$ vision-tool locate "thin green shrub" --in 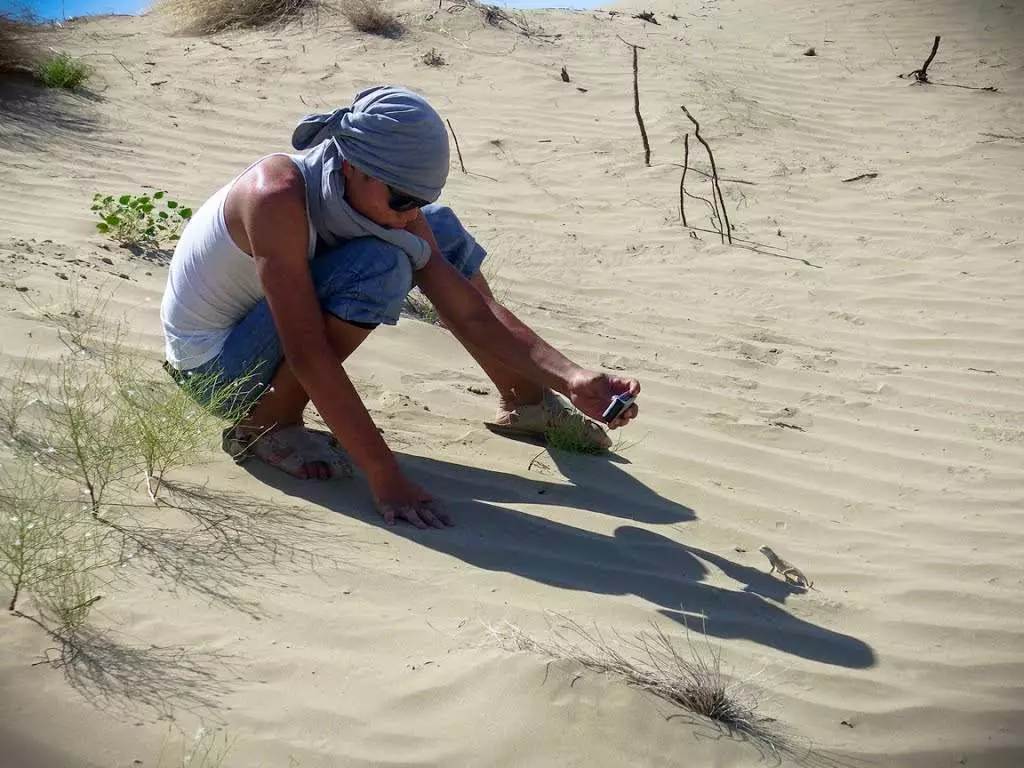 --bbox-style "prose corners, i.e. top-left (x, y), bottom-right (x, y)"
top-left (110, 362), bottom-right (254, 502)
top-left (39, 360), bottom-right (134, 517)
top-left (0, 355), bottom-right (42, 438)
top-left (0, 462), bottom-right (106, 631)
